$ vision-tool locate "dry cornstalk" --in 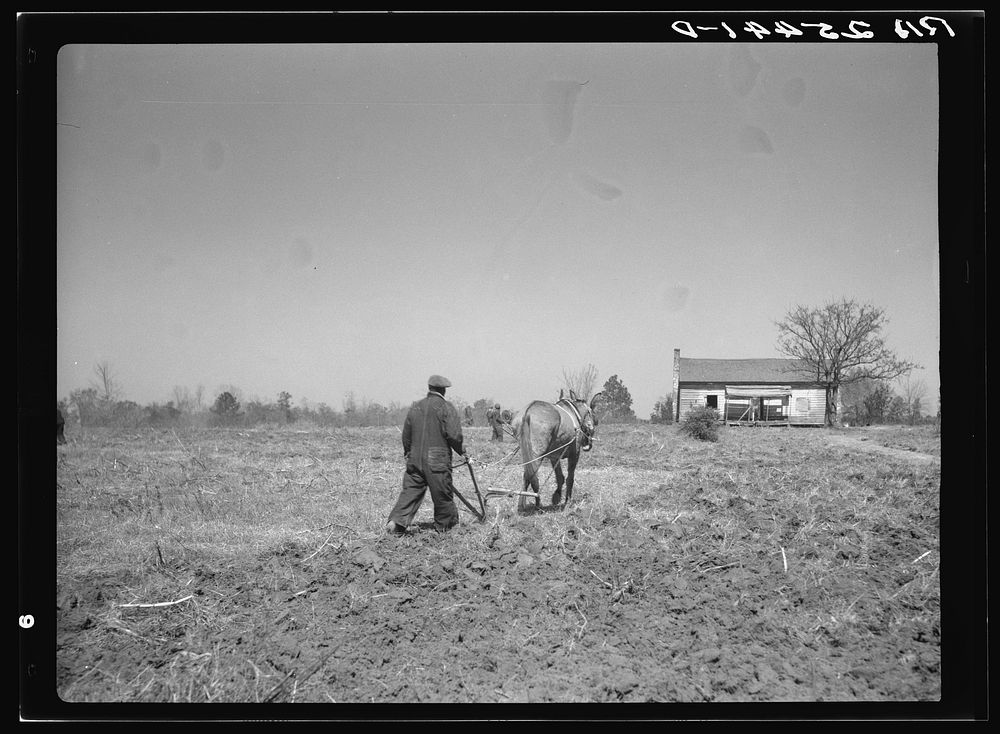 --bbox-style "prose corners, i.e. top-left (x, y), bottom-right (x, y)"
top-left (589, 569), bottom-right (612, 588)
top-left (118, 594), bottom-right (194, 609)
top-left (611, 578), bottom-right (634, 603)
top-left (106, 623), bottom-right (160, 643)
top-left (171, 429), bottom-right (207, 469)
top-left (264, 647), bottom-right (338, 703)
top-left (574, 601), bottom-right (587, 638)
top-left (303, 529), bottom-right (338, 561)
